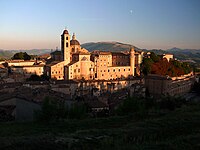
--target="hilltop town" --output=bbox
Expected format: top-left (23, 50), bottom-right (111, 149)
top-left (0, 29), bottom-right (199, 121)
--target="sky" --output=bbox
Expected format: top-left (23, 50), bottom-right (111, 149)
top-left (0, 0), bottom-right (200, 50)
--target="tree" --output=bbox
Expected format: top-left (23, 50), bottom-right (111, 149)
top-left (12, 52), bottom-right (31, 60)
top-left (26, 74), bottom-right (50, 81)
top-left (26, 74), bottom-right (41, 81)
top-left (141, 58), bottom-right (153, 75)
top-left (35, 97), bottom-right (88, 122)
top-left (142, 53), bottom-right (192, 77)
top-left (150, 52), bottom-right (160, 62)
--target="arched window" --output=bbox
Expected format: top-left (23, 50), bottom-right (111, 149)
top-left (66, 42), bottom-right (68, 47)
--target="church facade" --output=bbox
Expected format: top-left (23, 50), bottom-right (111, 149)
top-left (45, 29), bottom-right (141, 81)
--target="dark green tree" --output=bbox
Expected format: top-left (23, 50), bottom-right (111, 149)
top-left (141, 58), bottom-right (153, 75)
top-left (12, 52), bottom-right (31, 60)
top-left (150, 52), bottom-right (160, 62)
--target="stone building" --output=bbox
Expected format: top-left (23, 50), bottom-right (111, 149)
top-left (11, 65), bottom-right (44, 77)
top-left (162, 54), bottom-right (173, 62)
top-left (45, 29), bottom-right (144, 81)
top-left (145, 72), bottom-right (195, 97)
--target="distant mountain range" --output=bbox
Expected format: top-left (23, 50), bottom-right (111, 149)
top-left (81, 42), bottom-right (200, 63)
top-left (0, 49), bottom-right (52, 60)
top-left (1, 42), bottom-right (200, 64)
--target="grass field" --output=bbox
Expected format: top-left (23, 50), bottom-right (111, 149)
top-left (0, 102), bottom-right (200, 150)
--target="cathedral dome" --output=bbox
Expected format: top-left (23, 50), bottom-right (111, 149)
top-left (70, 39), bottom-right (80, 45)
top-left (70, 33), bottom-right (80, 45)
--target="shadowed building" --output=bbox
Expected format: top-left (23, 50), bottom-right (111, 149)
top-left (145, 72), bottom-right (195, 97)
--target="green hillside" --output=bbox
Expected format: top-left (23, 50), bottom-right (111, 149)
top-left (81, 42), bottom-right (137, 52)
top-left (0, 50), bottom-right (14, 60)
top-left (0, 101), bottom-right (200, 150)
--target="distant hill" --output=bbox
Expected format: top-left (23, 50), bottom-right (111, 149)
top-left (165, 48), bottom-right (200, 63)
top-left (1, 43), bottom-right (200, 64)
top-left (0, 50), bottom-right (14, 60)
top-left (9, 49), bottom-right (52, 55)
top-left (81, 42), bottom-right (139, 52)
top-left (0, 49), bottom-right (52, 60)
top-left (82, 42), bottom-right (200, 64)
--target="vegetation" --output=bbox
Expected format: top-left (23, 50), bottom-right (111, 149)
top-left (141, 52), bottom-right (192, 76)
top-left (0, 98), bottom-right (200, 149)
top-left (116, 96), bottom-right (187, 117)
top-left (35, 97), bottom-right (88, 122)
top-left (12, 52), bottom-right (31, 60)
top-left (192, 81), bottom-right (200, 95)
top-left (26, 74), bottom-right (50, 81)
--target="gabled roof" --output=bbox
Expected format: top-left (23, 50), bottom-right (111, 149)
top-left (46, 61), bottom-right (61, 67)
top-left (66, 61), bottom-right (79, 66)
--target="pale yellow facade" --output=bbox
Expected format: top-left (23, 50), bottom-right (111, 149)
top-left (163, 54), bottom-right (173, 62)
top-left (65, 53), bottom-right (95, 80)
top-left (6, 60), bottom-right (35, 67)
top-left (11, 65), bottom-right (44, 77)
top-left (46, 61), bottom-right (69, 80)
top-left (46, 29), bottom-right (138, 81)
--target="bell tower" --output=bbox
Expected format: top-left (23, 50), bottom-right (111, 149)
top-left (61, 29), bottom-right (70, 64)
top-left (130, 47), bottom-right (135, 76)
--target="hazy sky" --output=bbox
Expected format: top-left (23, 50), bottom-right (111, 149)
top-left (0, 0), bottom-right (200, 50)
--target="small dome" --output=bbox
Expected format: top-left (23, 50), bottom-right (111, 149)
top-left (63, 29), bottom-right (69, 34)
top-left (70, 39), bottom-right (80, 45)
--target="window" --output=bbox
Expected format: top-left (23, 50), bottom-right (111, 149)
top-left (113, 69), bottom-right (115, 72)
top-left (108, 69), bottom-right (110, 72)
top-left (124, 69), bottom-right (125, 71)
top-left (78, 69), bottom-right (80, 73)
top-left (102, 74), bottom-right (104, 76)
top-left (74, 69), bottom-right (76, 73)
top-left (66, 37), bottom-right (68, 40)
top-left (66, 42), bottom-right (68, 47)
top-left (119, 69), bottom-right (120, 72)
